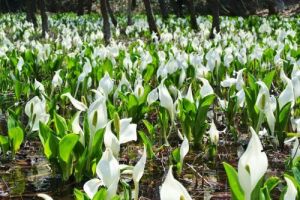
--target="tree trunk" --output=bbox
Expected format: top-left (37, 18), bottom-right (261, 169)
top-left (106, 0), bottom-right (117, 27)
top-left (170, 0), bottom-right (180, 17)
top-left (132, 0), bottom-right (137, 10)
top-left (87, 0), bottom-right (92, 13)
top-left (210, 0), bottom-right (220, 39)
top-left (26, 0), bottom-right (37, 28)
top-left (127, 0), bottom-right (133, 25)
top-left (143, 0), bottom-right (160, 38)
top-left (77, 0), bottom-right (84, 15)
top-left (158, 0), bottom-right (168, 21)
top-left (186, 0), bottom-right (198, 30)
top-left (39, 0), bottom-right (48, 37)
top-left (267, 0), bottom-right (277, 15)
top-left (100, 0), bottom-right (111, 44)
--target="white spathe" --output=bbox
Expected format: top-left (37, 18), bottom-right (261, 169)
top-left (133, 146), bottom-right (147, 184)
top-left (284, 176), bottom-right (297, 200)
top-left (98, 72), bottom-right (114, 97)
top-left (238, 127), bottom-right (268, 200)
top-left (61, 92), bottom-right (87, 111)
top-left (208, 121), bottom-right (219, 145)
top-left (71, 111), bottom-right (85, 146)
top-left (147, 88), bottom-right (158, 105)
top-left (255, 81), bottom-right (276, 134)
top-left (83, 148), bottom-right (120, 200)
top-left (199, 78), bottom-right (214, 98)
top-left (158, 82), bottom-right (175, 122)
top-left (52, 69), bottom-right (63, 89)
top-left (160, 167), bottom-right (192, 200)
top-left (180, 137), bottom-right (189, 165)
top-left (25, 96), bottom-right (50, 132)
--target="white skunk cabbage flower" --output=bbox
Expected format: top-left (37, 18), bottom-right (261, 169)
top-left (104, 118), bottom-right (137, 157)
top-left (279, 69), bottom-right (294, 109)
top-left (255, 81), bottom-right (276, 134)
top-left (119, 118), bottom-right (137, 144)
top-left (71, 111), bottom-right (85, 146)
top-left (284, 176), bottom-right (297, 200)
top-left (133, 146), bottom-right (147, 184)
top-left (208, 121), bottom-right (219, 145)
top-left (78, 59), bottom-right (92, 83)
top-left (98, 72), bottom-right (114, 97)
top-left (84, 148), bottom-right (120, 200)
top-left (184, 84), bottom-right (194, 103)
top-left (134, 76), bottom-right (144, 99)
top-left (52, 69), bottom-right (63, 89)
top-left (291, 138), bottom-right (300, 161)
top-left (25, 96), bottom-right (50, 132)
top-left (199, 78), bottom-right (214, 98)
top-left (158, 82), bottom-right (175, 122)
top-left (88, 96), bottom-right (108, 144)
top-left (180, 137), bottom-right (189, 165)
top-left (61, 93), bottom-right (87, 111)
top-left (160, 166), bottom-right (192, 200)
top-left (104, 121), bottom-right (120, 158)
top-left (34, 79), bottom-right (45, 94)
top-left (221, 75), bottom-right (237, 88)
top-left (17, 57), bottom-right (24, 72)
top-left (133, 146), bottom-right (147, 200)
top-left (238, 127), bottom-right (268, 200)
top-left (113, 73), bottom-right (131, 101)
top-left (147, 88), bottom-right (158, 105)
top-left (37, 193), bottom-right (53, 200)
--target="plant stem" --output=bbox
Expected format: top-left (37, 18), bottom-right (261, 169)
top-left (134, 181), bottom-right (139, 200)
top-left (256, 111), bottom-right (264, 133)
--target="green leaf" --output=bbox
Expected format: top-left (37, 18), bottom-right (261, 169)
top-left (59, 134), bottom-right (79, 163)
top-left (0, 135), bottom-right (9, 155)
top-left (263, 70), bottom-right (275, 89)
top-left (90, 128), bottom-right (105, 161)
top-left (251, 176), bottom-right (264, 200)
top-left (264, 176), bottom-right (280, 192)
top-left (279, 102), bottom-right (291, 128)
top-left (223, 162), bottom-right (245, 200)
top-left (15, 80), bottom-right (22, 100)
top-left (138, 131), bottom-right (155, 159)
top-left (74, 188), bottom-right (89, 200)
top-left (8, 126), bottom-right (24, 154)
top-left (93, 188), bottom-right (107, 200)
top-left (44, 133), bottom-right (59, 160)
top-left (172, 148), bottom-right (180, 163)
top-left (54, 113), bottom-right (68, 137)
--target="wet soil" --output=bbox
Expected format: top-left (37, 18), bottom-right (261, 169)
top-left (0, 133), bottom-right (290, 200)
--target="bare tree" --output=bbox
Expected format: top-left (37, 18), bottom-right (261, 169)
top-left (87, 0), bottom-right (92, 13)
top-left (106, 0), bottom-right (117, 27)
top-left (210, 0), bottom-right (220, 39)
top-left (39, 0), bottom-right (48, 37)
top-left (26, 0), bottom-right (37, 28)
top-left (158, 0), bottom-right (168, 21)
top-left (186, 0), bottom-right (198, 30)
top-left (127, 0), bottom-right (134, 25)
top-left (100, 0), bottom-right (111, 44)
top-left (77, 0), bottom-right (84, 15)
top-left (26, 0), bottom-right (48, 37)
top-left (143, 0), bottom-right (160, 38)
top-left (267, 0), bottom-right (277, 15)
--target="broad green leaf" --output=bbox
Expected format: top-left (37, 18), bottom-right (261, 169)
top-left (8, 126), bottom-right (24, 154)
top-left (93, 188), bottom-right (107, 200)
top-left (54, 113), bottom-right (68, 137)
top-left (223, 162), bottom-right (244, 200)
top-left (59, 134), bottom-right (79, 163)
top-left (138, 131), bottom-right (155, 159)
top-left (263, 70), bottom-right (275, 89)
